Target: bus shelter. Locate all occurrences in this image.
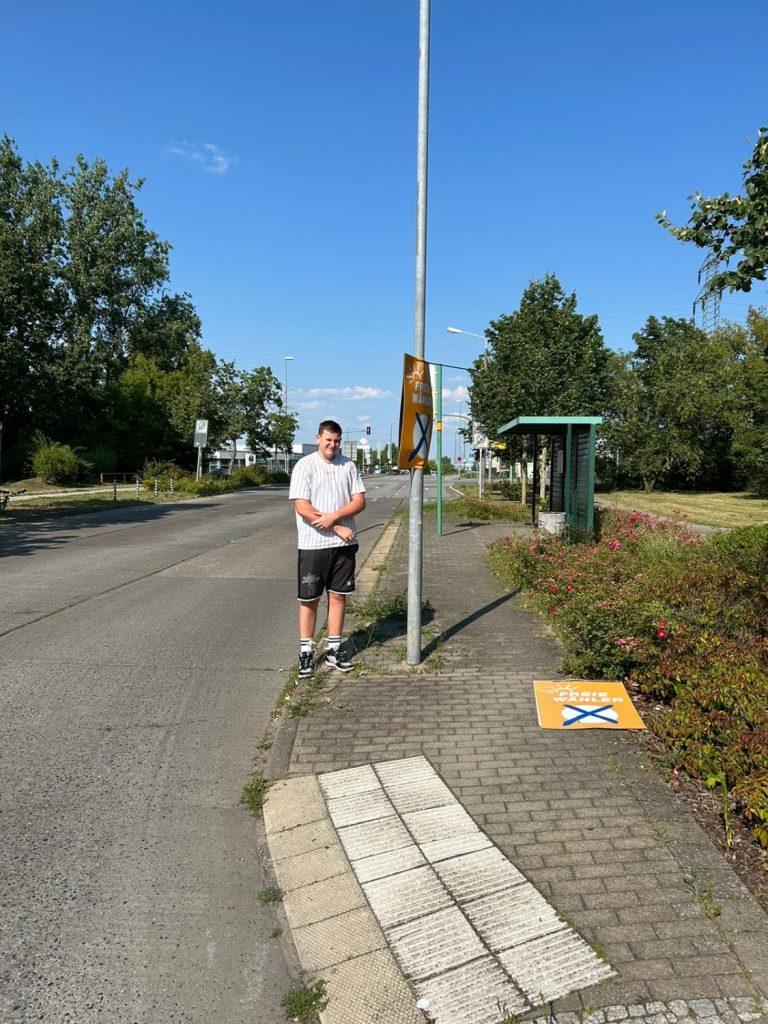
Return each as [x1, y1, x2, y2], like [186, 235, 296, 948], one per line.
[498, 416, 602, 535]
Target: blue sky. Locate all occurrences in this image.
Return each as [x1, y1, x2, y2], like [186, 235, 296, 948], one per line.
[5, 0, 767, 457]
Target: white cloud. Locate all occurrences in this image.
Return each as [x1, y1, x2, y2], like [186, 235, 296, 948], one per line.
[442, 385, 470, 402]
[165, 141, 238, 174]
[302, 386, 395, 402]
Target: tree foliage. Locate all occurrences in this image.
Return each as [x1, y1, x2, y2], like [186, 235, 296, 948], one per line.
[729, 308, 768, 495]
[469, 274, 611, 458]
[602, 317, 741, 491]
[657, 127, 768, 294]
[0, 137, 284, 478]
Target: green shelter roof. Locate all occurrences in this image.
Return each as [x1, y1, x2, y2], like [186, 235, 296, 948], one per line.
[498, 415, 602, 435]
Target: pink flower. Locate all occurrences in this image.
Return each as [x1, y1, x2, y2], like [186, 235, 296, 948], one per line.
[549, 606, 559, 615]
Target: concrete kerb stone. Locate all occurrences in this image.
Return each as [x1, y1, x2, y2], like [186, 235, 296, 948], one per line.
[261, 773, 422, 1024]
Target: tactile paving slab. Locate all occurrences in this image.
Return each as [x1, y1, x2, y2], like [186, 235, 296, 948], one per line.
[318, 756, 616, 1021]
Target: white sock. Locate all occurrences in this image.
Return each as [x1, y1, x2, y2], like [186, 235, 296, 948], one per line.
[327, 635, 342, 652]
[300, 638, 313, 655]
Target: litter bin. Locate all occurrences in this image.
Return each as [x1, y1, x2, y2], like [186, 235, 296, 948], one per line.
[538, 511, 566, 536]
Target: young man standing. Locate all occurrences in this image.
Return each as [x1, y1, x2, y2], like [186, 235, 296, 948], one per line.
[289, 420, 366, 678]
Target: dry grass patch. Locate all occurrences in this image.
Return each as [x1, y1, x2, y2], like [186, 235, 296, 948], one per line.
[599, 490, 768, 529]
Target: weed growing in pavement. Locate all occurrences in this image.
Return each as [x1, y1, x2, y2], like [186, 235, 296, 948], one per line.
[256, 737, 272, 751]
[258, 886, 283, 904]
[349, 591, 409, 622]
[289, 672, 326, 717]
[270, 925, 282, 938]
[423, 638, 446, 670]
[281, 979, 329, 1023]
[241, 772, 270, 816]
[607, 754, 671, 847]
[272, 666, 301, 719]
[495, 999, 521, 1024]
[683, 866, 722, 919]
[706, 772, 735, 849]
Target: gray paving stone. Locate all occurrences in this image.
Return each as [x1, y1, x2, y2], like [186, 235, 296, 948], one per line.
[690, 1000, 720, 1018]
[282, 515, 768, 1019]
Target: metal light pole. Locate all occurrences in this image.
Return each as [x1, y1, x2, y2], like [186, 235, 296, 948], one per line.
[407, 0, 430, 667]
[447, 327, 489, 497]
[284, 356, 294, 474]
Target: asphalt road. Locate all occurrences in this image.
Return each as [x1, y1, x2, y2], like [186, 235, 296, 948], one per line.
[0, 479, 405, 1023]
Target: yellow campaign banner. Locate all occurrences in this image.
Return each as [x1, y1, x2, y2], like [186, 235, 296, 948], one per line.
[534, 680, 645, 730]
[398, 353, 433, 470]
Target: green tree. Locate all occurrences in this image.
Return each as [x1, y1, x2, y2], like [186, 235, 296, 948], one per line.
[730, 308, 768, 494]
[61, 154, 170, 385]
[470, 274, 611, 442]
[268, 411, 299, 464]
[602, 317, 741, 491]
[1, 137, 189, 473]
[0, 136, 66, 467]
[164, 342, 219, 453]
[656, 127, 768, 294]
[127, 292, 202, 371]
[212, 363, 283, 472]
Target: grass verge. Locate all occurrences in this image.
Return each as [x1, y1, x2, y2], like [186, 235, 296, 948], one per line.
[599, 489, 768, 529]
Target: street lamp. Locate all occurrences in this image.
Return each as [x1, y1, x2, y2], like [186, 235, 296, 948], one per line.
[447, 326, 488, 362]
[446, 327, 489, 495]
[284, 356, 294, 473]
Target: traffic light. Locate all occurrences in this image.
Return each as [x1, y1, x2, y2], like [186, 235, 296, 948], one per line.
[366, 426, 371, 435]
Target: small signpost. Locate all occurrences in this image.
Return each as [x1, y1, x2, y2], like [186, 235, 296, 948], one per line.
[194, 419, 208, 480]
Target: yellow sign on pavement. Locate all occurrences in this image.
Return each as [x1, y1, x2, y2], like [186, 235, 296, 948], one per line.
[398, 353, 433, 470]
[534, 680, 645, 730]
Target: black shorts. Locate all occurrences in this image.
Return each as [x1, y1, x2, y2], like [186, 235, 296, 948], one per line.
[297, 545, 358, 602]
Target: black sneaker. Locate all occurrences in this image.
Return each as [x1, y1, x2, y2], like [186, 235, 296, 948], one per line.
[326, 647, 353, 672]
[298, 650, 314, 679]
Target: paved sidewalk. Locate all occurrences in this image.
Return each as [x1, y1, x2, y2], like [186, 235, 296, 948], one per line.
[264, 513, 768, 1024]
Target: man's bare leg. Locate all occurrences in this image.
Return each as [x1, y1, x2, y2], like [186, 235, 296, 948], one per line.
[327, 592, 347, 638]
[299, 598, 321, 640]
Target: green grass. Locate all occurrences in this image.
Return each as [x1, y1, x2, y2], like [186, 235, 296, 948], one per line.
[599, 489, 768, 529]
[2, 495, 158, 517]
[425, 495, 531, 523]
[258, 886, 284, 904]
[281, 980, 329, 1023]
[241, 773, 270, 816]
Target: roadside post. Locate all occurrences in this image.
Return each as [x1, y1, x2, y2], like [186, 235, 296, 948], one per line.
[193, 419, 208, 480]
[435, 362, 442, 536]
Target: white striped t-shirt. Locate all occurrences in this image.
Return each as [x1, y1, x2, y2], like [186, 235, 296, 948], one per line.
[289, 452, 366, 550]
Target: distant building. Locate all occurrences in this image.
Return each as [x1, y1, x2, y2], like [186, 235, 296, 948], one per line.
[206, 442, 317, 474]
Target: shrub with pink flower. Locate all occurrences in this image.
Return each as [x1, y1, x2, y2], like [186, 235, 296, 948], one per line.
[487, 511, 768, 846]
